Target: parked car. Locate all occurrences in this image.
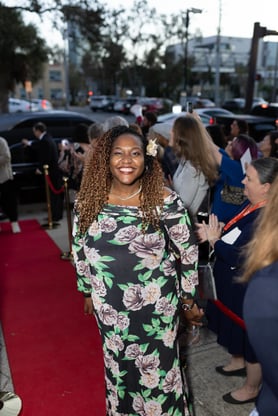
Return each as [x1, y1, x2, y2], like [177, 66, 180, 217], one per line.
[0, 110, 94, 146]
[251, 103, 278, 128]
[137, 97, 165, 114]
[113, 97, 139, 114]
[31, 99, 53, 111]
[8, 98, 39, 113]
[222, 97, 268, 113]
[180, 96, 215, 111]
[157, 108, 233, 127]
[0, 110, 95, 203]
[157, 109, 275, 143]
[214, 114, 276, 142]
[89, 95, 116, 112]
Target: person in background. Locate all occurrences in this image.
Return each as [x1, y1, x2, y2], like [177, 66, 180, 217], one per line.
[209, 134, 258, 223]
[141, 111, 157, 138]
[129, 123, 143, 136]
[86, 122, 104, 152]
[230, 119, 249, 139]
[102, 115, 129, 133]
[257, 130, 278, 158]
[241, 175, 278, 416]
[196, 157, 278, 406]
[72, 125, 202, 415]
[0, 136, 21, 233]
[22, 122, 64, 222]
[148, 122, 179, 184]
[171, 115, 218, 218]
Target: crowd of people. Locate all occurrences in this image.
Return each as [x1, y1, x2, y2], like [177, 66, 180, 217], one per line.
[68, 110, 278, 415]
[1, 107, 278, 415]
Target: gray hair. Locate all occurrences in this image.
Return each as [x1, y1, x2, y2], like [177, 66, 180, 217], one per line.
[88, 122, 104, 140]
[102, 116, 129, 133]
[251, 157, 278, 185]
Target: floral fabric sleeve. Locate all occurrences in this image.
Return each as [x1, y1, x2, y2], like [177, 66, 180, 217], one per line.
[162, 192, 199, 299]
[72, 214, 92, 296]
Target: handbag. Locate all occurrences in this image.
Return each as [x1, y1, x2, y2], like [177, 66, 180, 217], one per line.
[196, 187, 217, 300]
[221, 183, 247, 205]
[197, 260, 217, 300]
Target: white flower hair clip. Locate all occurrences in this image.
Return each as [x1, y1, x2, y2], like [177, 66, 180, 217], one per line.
[146, 138, 158, 157]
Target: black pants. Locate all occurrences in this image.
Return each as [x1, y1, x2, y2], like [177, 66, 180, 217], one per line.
[0, 179, 18, 222]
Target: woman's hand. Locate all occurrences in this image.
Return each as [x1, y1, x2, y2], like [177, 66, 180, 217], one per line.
[84, 297, 94, 315]
[183, 303, 204, 326]
[195, 213, 222, 246]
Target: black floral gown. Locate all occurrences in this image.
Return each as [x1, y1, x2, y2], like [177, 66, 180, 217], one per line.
[72, 192, 198, 416]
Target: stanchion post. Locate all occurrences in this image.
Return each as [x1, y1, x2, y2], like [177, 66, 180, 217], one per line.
[41, 165, 60, 230]
[42, 164, 53, 229]
[60, 176, 73, 260]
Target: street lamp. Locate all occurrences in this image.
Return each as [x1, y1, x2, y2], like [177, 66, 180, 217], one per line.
[183, 7, 202, 95]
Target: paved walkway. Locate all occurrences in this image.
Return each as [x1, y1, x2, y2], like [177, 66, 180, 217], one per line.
[1, 202, 255, 416]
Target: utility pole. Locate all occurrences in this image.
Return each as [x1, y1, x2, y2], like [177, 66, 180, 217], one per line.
[183, 8, 202, 95]
[245, 22, 278, 113]
[214, 0, 222, 107]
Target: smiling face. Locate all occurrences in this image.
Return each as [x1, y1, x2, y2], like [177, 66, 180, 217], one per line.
[109, 133, 145, 187]
[242, 164, 270, 204]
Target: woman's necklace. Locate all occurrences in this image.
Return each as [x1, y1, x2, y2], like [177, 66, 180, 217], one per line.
[110, 185, 142, 201]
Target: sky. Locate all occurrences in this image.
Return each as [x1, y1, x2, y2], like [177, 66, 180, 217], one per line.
[106, 0, 278, 40]
[9, 0, 278, 46]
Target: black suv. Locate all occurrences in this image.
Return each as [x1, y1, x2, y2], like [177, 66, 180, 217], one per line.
[214, 114, 276, 142]
[251, 103, 278, 128]
[0, 110, 94, 203]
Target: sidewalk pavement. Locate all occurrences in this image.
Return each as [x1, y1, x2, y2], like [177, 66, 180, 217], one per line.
[1, 202, 256, 416]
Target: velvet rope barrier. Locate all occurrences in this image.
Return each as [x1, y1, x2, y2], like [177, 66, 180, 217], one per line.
[212, 299, 246, 330]
[45, 174, 65, 194]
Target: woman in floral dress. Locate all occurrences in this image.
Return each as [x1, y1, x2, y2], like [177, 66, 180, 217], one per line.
[72, 126, 202, 416]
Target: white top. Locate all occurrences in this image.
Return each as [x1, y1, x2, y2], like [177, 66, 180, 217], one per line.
[0, 137, 13, 184]
[173, 160, 209, 216]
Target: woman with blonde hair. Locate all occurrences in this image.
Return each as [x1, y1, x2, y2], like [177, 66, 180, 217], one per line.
[171, 114, 218, 217]
[241, 175, 278, 416]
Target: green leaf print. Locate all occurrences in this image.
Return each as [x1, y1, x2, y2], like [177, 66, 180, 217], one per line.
[142, 324, 156, 335]
[141, 388, 151, 398]
[127, 334, 140, 342]
[138, 270, 153, 282]
[117, 283, 129, 291]
[117, 215, 137, 224]
[133, 262, 145, 271]
[140, 343, 149, 354]
[160, 316, 173, 324]
[107, 239, 126, 245]
[104, 275, 113, 288]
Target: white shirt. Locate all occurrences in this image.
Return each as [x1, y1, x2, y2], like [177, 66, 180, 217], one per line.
[0, 137, 13, 184]
[173, 160, 209, 216]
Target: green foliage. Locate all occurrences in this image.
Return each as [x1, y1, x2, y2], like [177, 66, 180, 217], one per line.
[0, 3, 49, 111]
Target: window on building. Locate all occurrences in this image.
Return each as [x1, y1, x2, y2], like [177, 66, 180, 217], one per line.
[50, 89, 63, 100]
[49, 70, 62, 82]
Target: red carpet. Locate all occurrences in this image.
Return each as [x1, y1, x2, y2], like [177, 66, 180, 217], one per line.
[0, 220, 105, 415]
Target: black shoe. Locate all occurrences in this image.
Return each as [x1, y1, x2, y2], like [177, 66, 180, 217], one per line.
[223, 392, 257, 405]
[216, 366, 247, 377]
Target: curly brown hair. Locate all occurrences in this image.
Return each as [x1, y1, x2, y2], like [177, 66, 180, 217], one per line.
[75, 125, 165, 234]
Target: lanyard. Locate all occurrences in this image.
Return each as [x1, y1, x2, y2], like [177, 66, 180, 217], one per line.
[223, 200, 266, 232]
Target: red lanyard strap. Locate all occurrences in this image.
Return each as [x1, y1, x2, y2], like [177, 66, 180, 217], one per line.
[223, 200, 266, 232]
